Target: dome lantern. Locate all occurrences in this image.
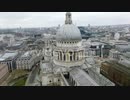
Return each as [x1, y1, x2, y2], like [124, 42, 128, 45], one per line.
[65, 12, 72, 24]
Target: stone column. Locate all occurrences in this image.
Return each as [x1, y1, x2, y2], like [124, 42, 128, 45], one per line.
[82, 51, 84, 59]
[79, 51, 81, 60]
[62, 52, 64, 61]
[77, 52, 79, 60]
[69, 53, 70, 62]
[72, 52, 74, 61]
[81, 51, 82, 60]
[60, 52, 62, 61]
[83, 50, 85, 59]
[73, 52, 75, 61]
[80, 51, 82, 60]
[76, 52, 78, 61]
[66, 52, 70, 62]
[66, 53, 67, 62]
[57, 52, 59, 61]
[59, 52, 61, 61]
[75, 51, 77, 61]
[78, 51, 80, 60]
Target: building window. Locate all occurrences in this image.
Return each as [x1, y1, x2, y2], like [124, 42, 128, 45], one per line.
[70, 52, 73, 61]
[64, 54, 66, 61]
[58, 52, 59, 60]
[60, 52, 62, 61]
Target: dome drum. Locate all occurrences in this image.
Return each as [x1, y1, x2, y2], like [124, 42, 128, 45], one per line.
[53, 49, 85, 67]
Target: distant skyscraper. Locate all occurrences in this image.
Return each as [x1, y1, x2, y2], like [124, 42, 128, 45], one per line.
[88, 24, 91, 28]
[58, 24, 60, 29]
[88, 24, 91, 31]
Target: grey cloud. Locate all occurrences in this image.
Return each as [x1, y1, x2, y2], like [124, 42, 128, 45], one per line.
[0, 12, 130, 28]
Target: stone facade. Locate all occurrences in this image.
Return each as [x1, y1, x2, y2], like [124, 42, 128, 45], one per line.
[16, 50, 42, 70]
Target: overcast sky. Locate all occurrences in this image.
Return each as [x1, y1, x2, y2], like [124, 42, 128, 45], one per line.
[0, 12, 130, 28]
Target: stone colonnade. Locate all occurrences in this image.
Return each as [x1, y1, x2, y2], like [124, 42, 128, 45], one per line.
[56, 50, 84, 62]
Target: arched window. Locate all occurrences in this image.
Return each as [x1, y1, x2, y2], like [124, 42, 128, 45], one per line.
[60, 52, 62, 61]
[58, 52, 59, 60]
[70, 51, 73, 61]
[42, 57, 44, 60]
[77, 52, 79, 60]
[64, 53, 66, 61]
[74, 51, 76, 61]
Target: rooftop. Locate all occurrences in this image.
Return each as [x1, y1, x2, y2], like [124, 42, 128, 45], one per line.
[11, 42, 23, 47]
[90, 42, 104, 46]
[40, 63, 52, 73]
[110, 49, 120, 53]
[115, 44, 130, 51]
[102, 60, 130, 75]
[122, 52, 130, 58]
[0, 52, 18, 61]
[70, 68, 99, 86]
[86, 58, 96, 65]
[21, 51, 31, 58]
[109, 40, 128, 45]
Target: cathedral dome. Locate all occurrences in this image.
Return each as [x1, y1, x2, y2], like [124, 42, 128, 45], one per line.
[54, 12, 85, 68]
[56, 24, 82, 41]
[56, 12, 82, 42]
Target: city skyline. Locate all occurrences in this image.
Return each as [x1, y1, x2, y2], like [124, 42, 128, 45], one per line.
[0, 12, 130, 86]
[0, 12, 130, 28]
